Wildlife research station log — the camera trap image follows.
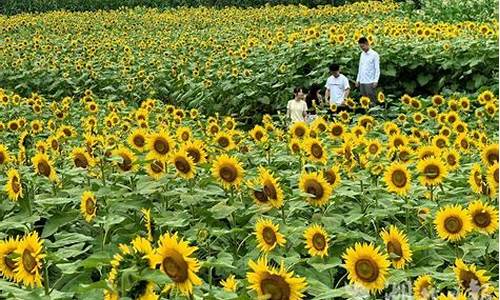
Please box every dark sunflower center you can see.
[181,132,189,141]
[0,152,4,164]
[255,131,263,140]
[220,165,237,182]
[324,171,336,185]
[305,179,324,200]
[187,149,201,164]
[391,170,407,188]
[294,127,305,137]
[218,137,229,148]
[311,143,323,158]
[263,181,277,200]
[4,254,16,270]
[487,151,498,165]
[154,138,169,155]
[291,143,300,153]
[423,164,440,179]
[85,198,96,215]
[474,171,482,187]
[210,126,219,134]
[118,155,132,171]
[331,126,342,136]
[394,138,404,148]
[494,168,499,184]
[38,160,52,177]
[355,258,379,283]
[63,129,71,136]
[151,160,164,173]
[262,226,277,245]
[51,140,59,150]
[22,249,37,273]
[74,154,88,168]
[175,157,191,174]
[473,211,491,228]
[369,144,378,154]
[260,274,291,300]
[444,216,463,234]
[399,151,410,162]
[133,135,145,147]
[387,241,403,260]
[436,139,445,148]
[318,124,326,131]
[312,233,326,250]
[162,251,189,283]
[459,270,480,290]
[254,190,269,203]
[11,176,20,193]
[446,154,456,166]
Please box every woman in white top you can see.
[287,87,307,123]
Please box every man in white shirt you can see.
[324,63,350,107]
[355,37,380,105]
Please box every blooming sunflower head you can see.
[383,162,411,196]
[80,191,97,222]
[380,225,412,269]
[303,224,329,258]
[299,171,332,207]
[467,200,499,235]
[434,204,473,242]
[254,218,286,253]
[342,242,390,294]
[211,155,244,189]
[14,231,46,288]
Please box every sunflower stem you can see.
[405,196,410,233]
[100,157,106,187]
[281,205,286,225]
[43,261,50,295]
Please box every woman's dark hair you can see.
[293,87,303,95]
[329,63,340,72]
[307,84,321,101]
[358,37,368,44]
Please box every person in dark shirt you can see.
[305,84,322,123]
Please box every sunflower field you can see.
[0,0,499,300]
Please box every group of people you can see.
[287,37,380,124]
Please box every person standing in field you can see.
[355,37,380,105]
[324,63,350,109]
[305,84,322,123]
[287,87,307,123]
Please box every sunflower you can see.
[360,96,371,109]
[147,130,175,160]
[329,122,345,139]
[413,275,433,300]
[366,139,382,157]
[469,163,485,194]
[211,155,244,189]
[338,111,350,123]
[380,226,412,269]
[207,123,220,136]
[0,144,12,165]
[417,145,440,160]
[434,204,473,241]
[442,149,460,171]
[289,121,308,139]
[453,258,490,292]
[30,120,43,134]
[342,242,390,293]
[80,191,97,222]
[220,274,238,292]
[311,117,328,133]
[5,168,22,201]
[112,146,137,172]
[128,128,149,152]
[299,171,332,207]
[249,125,268,143]
[171,150,195,179]
[181,140,207,165]
[467,200,499,235]
[247,179,272,207]
[258,166,284,208]
[0,236,20,281]
[388,133,408,149]
[377,91,385,103]
[214,131,236,151]
[323,166,341,189]
[432,135,449,149]
[383,162,411,196]
[303,138,327,164]
[14,231,45,288]
[303,224,329,258]
[145,152,166,180]
[254,218,286,253]
[147,232,202,296]
[247,257,307,300]
[176,127,192,142]
[71,147,95,169]
[486,162,499,192]
[31,152,57,182]
[396,146,413,163]
[417,158,448,186]
[289,138,302,154]
[481,143,499,166]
